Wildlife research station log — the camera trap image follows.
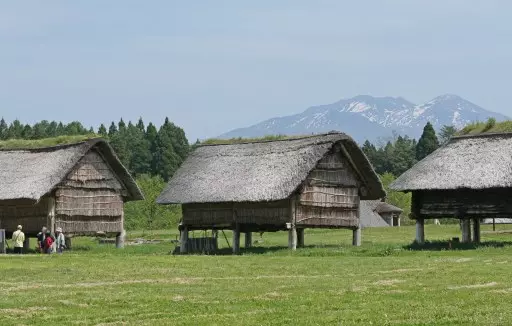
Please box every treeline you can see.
[0,117,189,180]
[0,117,189,231]
[362,122,456,223]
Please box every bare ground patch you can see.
[373,279,405,286]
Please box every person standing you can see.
[55,227,66,254]
[43,230,54,254]
[37,226,47,253]
[12,225,25,254]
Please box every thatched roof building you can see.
[360,201,403,227]
[390,132,512,244]
[0,138,143,243]
[158,132,385,253]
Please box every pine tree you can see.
[416,122,439,161]
[21,124,33,139]
[118,118,126,132]
[0,118,8,140]
[108,122,117,137]
[127,122,151,176]
[145,122,159,175]
[439,125,457,145]
[8,120,24,139]
[155,119,182,181]
[136,117,145,132]
[47,121,58,137]
[98,124,107,137]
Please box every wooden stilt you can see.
[48,197,56,252]
[297,228,305,248]
[415,219,425,244]
[233,224,240,255]
[180,226,188,254]
[473,218,481,243]
[116,229,126,249]
[493,218,496,231]
[352,225,361,246]
[0,229,5,254]
[244,232,252,248]
[288,226,297,250]
[461,219,471,243]
[65,237,72,250]
[23,238,30,252]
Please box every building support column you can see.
[297,228,305,248]
[352,225,361,246]
[116,230,126,249]
[415,219,425,244]
[23,238,30,252]
[461,219,471,243]
[180,226,188,254]
[233,224,240,255]
[244,232,252,248]
[472,218,481,243]
[65,237,72,250]
[288,226,297,250]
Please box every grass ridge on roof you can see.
[0,134,100,150]
[200,133,343,146]
[459,118,512,136]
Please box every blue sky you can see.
[1,1,512,140]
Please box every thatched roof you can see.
[359,201,395,228]
[157,132,384,204]
[0,138,143,202]
[375,202,403,214]
[391,133,512,192]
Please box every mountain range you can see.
[220,94,509,144]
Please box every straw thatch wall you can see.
[183,200,289,231]
[55,150,124,235]
[297,147,360,228]
[0,139,142,236]
[411,189,512,219]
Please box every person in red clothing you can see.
[44,230,54,254]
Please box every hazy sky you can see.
[2,1,512,140]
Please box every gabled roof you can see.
[0,138,143,202]
[157,132,385,204]
[359,201,391,228]
[391,132,512,192]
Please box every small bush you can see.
[482,117,497,132]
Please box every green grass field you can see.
[2,224,512,325]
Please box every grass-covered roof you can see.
[0,134,99,150]
[459,118,512,135]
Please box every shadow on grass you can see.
[404,240,512,251]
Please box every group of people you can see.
[11,225,66,254]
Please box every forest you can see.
[0,117,457,229]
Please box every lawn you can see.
[2,224,512,325]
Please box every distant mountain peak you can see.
[220,94,509,143]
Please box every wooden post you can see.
[415,219,425,244]
[288,196,297,250]
[23,238,30,252]
[352,225,361,246]
[65,237,72,250]
[493,218,496,231]
[244,232,252,248]
[396,216,401,227]
[48,197,56,253]
[233,224,240,255]
[461,219,471,243]
[0,229,5,254]
[116,230,126,248]
[297,228,305,248]
[180,226,188,254]
[288,226,297,250]
[473,218,481,243]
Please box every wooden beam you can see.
[461,219,471,243]
[288,226,297,250]
[289,196,297,250]
[352,225,361,246]
[473,218,481,243]
[415,219,425,244]
[180,225,188,254]
[116,230,126,249]
[297,228,305,248]
[233,223,240,255]
[244,232,252,248]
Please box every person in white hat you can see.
[12,225,25,254]
[55,227,66,254]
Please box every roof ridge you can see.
[0,138,105,152]
[452,132,512,140]
[198,132,347,147]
